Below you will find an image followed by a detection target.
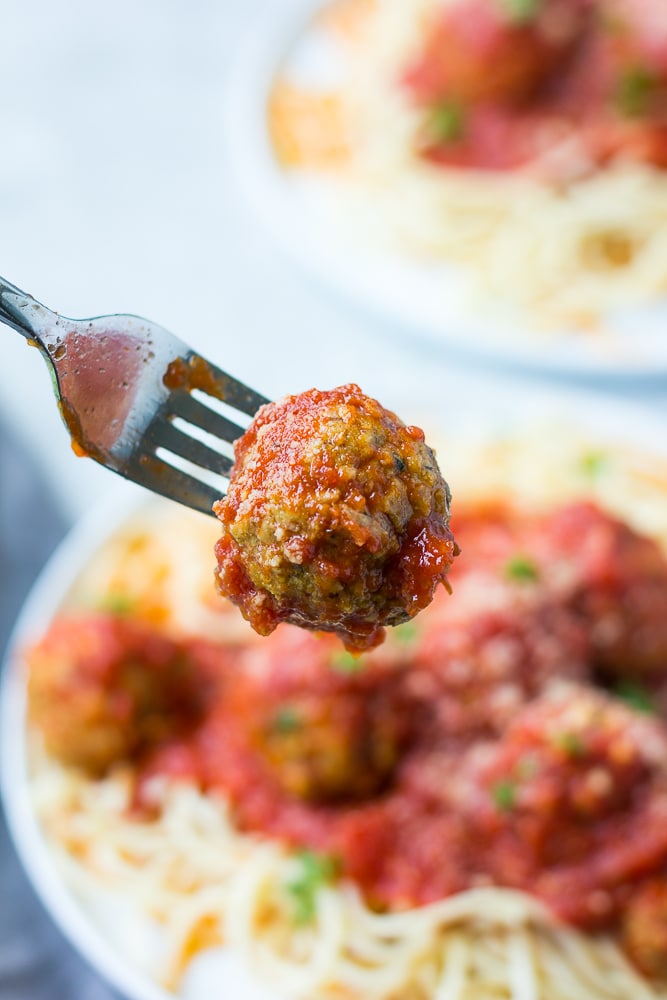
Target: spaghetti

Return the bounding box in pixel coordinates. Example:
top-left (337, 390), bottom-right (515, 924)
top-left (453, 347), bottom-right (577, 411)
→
top-left (269, 0), bottom-right (667, 325)
top-left (32, 758), bottom-right (667, 999)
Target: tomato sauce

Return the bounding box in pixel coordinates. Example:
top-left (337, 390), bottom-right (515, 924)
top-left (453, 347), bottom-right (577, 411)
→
top-left (131, 499), bottom-right (667, 955)
top-left (214, 385), bottom-right (458, 652)
top-left (403, 0), bottom-right (667, 177)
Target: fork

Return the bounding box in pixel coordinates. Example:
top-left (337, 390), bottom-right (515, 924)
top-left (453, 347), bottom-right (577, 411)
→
top-left (0, 277), bottom-right (270, 516)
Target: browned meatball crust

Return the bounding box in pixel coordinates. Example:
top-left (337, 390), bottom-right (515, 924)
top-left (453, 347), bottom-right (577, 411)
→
top-left (214, 385), bottom-right (458, 651)
top-left (223, 627), bottom-right (411, 802)
top-left (27, 612), bottom-right (214, 775)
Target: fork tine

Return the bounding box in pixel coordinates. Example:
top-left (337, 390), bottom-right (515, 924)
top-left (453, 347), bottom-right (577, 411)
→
top-left (169, 391), bottom-right (247, 445)
top-left (146, 421), bottom-right (235, 477)
top-left (188, 352), bottom-right (270, 417)
top-left (124, 453), bottom-right (223, 517)
top-left (0, 277), bottom-right (273, 516)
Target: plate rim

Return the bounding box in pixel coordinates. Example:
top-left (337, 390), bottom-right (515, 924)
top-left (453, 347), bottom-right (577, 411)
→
top-left (0, 482), bottom-right (172, 1000)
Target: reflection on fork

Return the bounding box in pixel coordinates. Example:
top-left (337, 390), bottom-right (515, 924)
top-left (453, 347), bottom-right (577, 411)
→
top-left (0, 277), bottom-right (270, 516)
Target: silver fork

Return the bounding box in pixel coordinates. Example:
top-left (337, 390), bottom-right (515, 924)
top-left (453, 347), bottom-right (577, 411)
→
top-left (0, 277), bottom-right (270, 516)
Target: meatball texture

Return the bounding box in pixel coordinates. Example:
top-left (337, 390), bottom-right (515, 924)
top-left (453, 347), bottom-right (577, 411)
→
top-left (469, 685), bottom-right (667, 927)
top-left (405, 579), bottom-right (590, 742)
top-left (27, 612), bottom-right (215, 775)
top-left (541, 501), bottom-right (667, 679)
top-left (451, 499), bottom-right (667, 680)
top-left (214, 385), bottom-right (458, 652)
top-left (222, 626), bottom-right (411, 802)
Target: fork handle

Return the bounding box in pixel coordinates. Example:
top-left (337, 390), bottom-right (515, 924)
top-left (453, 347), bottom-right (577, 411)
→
top-left (0, 277), bottom-right (56, 342)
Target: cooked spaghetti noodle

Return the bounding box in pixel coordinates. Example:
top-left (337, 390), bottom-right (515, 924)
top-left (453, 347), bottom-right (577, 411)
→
top-left (32, 757), bottom-right (667, 999)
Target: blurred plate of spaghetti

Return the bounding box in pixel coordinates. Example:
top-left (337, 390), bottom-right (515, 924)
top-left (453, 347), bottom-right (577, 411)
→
top-left (226, 0), bottom-right (667, 376)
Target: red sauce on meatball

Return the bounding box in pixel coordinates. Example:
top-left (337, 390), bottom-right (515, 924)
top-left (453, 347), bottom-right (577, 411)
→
top-left (26, 612), bottom-right (221, 775)
top-left (213, 385), bottom-right (458, 652)
top-left (469, 688), bottom-right (667, 927)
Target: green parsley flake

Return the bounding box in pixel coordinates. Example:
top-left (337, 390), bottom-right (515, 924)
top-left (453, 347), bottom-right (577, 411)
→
top-left (505, 555), bottom-right (539, 583)
top-left (286, 851), bottom-right (339, 925)
top-left (271, 706), bottom-right (302, 734)
top-left (580, 451), bottom-right (610, 479)
top-left (392, 621), bottom-right (420, 645)
top-left (492, 779), bottom-right (517, 812)
top-left (516, 754), bottom-right (538, 780)
top-left (98, 592), bottom-right (136, 615)
top-left (426, 102), bottom-right (466, 144)
top-left (616, 67), bottom-right (658, 118)
top-left (552, 731), bottom-right (585, 757)
top-left (501, 0), bottom-right (541, 25)
top-left (330, 650), bottom-right (364, 675)
top-left (614, 680), bottom-right (656, 715)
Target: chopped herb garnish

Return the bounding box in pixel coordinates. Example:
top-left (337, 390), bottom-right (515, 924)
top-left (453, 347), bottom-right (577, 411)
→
top-left (614, 680), bottom-right (656, 715)
top-left (98, 592), bottom-right (136, 615)
top-left (616, 67), bottom-right (658, 118)
top-left (271, 706), bottom-right (302, 734)
top-left (330, 650), bottom-right (364, 674)
top-left (426, 102), bottom-right (466, 144)
top-left (580, 451), bottom-right (609, 479)
top-left (392, 621), bottom-right (420, 645)
top-left (505, 555), bottom-right (539, 583)
top-left (286, 850), bottom-right (340, 925)
top-left (552, 731), bottom-right (585, 757)
top-left (492, 779), bottom-right (517, 812)
top-left (501, 0), bottom-right (541, 25)
top-left (516, 754), bottom-right (539, 780)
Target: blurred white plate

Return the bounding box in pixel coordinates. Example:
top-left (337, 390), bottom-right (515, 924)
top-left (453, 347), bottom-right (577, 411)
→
top-left (2, 384), bottom-right (667, 999)
top-left (224, 0), bottom-right (667, 378)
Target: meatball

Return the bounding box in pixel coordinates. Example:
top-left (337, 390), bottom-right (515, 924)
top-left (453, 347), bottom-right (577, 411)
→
top-left (27, 612), bottom-right (216, 775)
top-left (468, 685), bottom-right (667, 927)
top-left (214, 384), bottom-right (458, 652)
top-left (404, 579), bottom-right (590, 742)
top-left (404, 0), bottom-right (591, 107)
top-left (542, 502), bottom-right (667, 679)
top-left (622, 878), bottom-right (667, 980)
top-left (221, 625), bottom-right (412, 802)
top-left (452, 500), bottom-right (667, 681)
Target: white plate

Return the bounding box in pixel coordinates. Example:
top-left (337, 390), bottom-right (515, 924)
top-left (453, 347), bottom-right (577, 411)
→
top-left (0, 481), bottom-right (277, 1000)
top-left (224, 0), bottom-right (667, 379)
top-left (3, 385), bottom-right (667, 1000)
